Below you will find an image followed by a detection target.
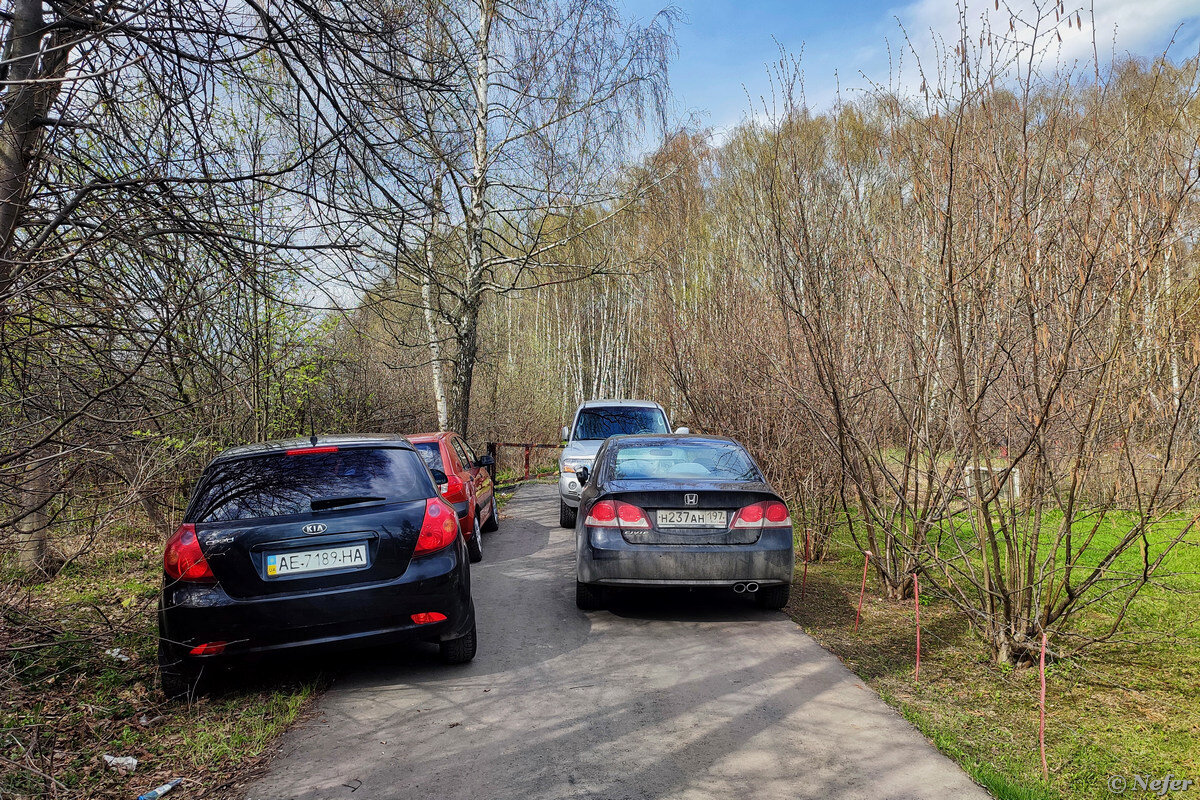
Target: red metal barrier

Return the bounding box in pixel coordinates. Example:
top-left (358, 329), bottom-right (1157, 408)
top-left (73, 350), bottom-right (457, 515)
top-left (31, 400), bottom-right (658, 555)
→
top-left (486, 442), bottom-right (563, 488)
top-left (913, 572), bottom-right (921, 682)
top-left (854, 551), bottom-right (872, 633)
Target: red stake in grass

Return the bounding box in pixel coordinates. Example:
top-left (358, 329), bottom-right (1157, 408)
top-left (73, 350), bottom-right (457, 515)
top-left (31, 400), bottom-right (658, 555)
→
top-left (854, 551), bottom-right (872, 633)
top-left (913, 572), bottom-right (921, 682)
top-left (1039, 630), bottom-right (1049, 781)
top-left (801, 529), bottom-right (812, 600)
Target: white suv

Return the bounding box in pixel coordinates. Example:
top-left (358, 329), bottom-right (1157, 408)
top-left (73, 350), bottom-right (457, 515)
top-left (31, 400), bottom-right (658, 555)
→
top-left (557, 400), bottom-right (687, 527)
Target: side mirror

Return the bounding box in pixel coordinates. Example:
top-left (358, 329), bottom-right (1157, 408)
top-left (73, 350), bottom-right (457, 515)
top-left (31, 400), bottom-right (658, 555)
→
top-left (476, 454), bottom-right (495, 468)
top-left (561, 426), bottom-right (570, 442)
top-left (576, 466), bottom-right (590, 485)
top-left (430, 468), bottom-right (447, 487)
top-left (674, 426), bottom-right (690, 434)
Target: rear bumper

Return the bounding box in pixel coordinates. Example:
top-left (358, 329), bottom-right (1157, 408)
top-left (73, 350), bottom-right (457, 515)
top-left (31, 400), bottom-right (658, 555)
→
top-left (159, 543), bottom-right (472, 665)
top-left (577, 527), bottom-right (795, 586)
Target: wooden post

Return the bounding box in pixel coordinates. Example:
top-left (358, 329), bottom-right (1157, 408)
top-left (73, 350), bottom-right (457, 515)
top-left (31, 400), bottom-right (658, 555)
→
top-left (523, 445), bottom-right (531, 481)
top-left (486, 442), bottom-right (498, 481)
top-left (854, 551), bottom-right (872, 633)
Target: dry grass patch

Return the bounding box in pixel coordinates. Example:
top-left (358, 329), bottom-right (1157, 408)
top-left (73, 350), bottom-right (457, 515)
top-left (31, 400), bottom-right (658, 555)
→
top-left (2, 525), bottom-right (322, 799)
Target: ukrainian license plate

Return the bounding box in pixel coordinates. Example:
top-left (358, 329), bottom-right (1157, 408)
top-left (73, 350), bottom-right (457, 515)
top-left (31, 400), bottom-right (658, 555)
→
top-left (265, 544), bottom-right (368, 577)
top-left (656, 510), bottom-right (727, 528)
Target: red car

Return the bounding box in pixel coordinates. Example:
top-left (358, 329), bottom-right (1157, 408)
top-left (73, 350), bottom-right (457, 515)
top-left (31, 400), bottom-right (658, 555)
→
top-left (407, 432), bottom-right (498, 563)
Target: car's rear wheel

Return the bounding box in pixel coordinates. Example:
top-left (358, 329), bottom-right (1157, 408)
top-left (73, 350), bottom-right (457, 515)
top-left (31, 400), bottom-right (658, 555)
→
top-left (158, 639), bottom-right (199, 700)
top-left (576, 581), bottom-right (604, 610)
top-left (559, 499), bottom-right (577, 528)
top-left (755, 584), bottom-right (791, 610)
top-left (481, 494), bottom-right (499, 532)
top-left (440, 618), bottom-right (478, 664)
top-left (466, 517), bottom-right (483, 563)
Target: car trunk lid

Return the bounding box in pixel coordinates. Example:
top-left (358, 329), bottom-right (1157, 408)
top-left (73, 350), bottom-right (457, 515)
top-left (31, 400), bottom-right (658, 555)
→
top-left (196, 499), bottom-right (426, 598)
top-left (602, 482), bottom-right (780, 545)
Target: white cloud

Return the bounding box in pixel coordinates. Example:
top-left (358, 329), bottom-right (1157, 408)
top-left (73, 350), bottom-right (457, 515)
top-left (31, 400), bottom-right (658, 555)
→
top-left (862, 0), bottom-right (1198, 95)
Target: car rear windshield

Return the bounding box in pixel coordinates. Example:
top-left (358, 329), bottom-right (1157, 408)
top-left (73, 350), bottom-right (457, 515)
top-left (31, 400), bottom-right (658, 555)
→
top-left (189, 447), bottom-right (432, 523)
top-left (573, 407), bottom-right (669, 441)
top-left (612, 442), bottom-right (760, 481)
top-left (413, 441), bottom-right (444, 472)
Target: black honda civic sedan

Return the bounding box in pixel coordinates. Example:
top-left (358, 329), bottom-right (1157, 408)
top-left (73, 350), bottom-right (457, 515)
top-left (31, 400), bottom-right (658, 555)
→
top-left (573, 435), bottom-right (795, 611)
top-left (157, 435), bottom-right (476, 697)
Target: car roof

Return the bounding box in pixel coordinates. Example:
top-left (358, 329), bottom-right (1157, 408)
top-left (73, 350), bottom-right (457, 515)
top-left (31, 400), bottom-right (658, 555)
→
top-left (577, 399), bottom-right (664, 410)
top-left (607, 434), bottom-right (736, 447)
top-left (213, 434), bottom-right (414, 462)
top-left (405, 432), bottom-right (454, 443)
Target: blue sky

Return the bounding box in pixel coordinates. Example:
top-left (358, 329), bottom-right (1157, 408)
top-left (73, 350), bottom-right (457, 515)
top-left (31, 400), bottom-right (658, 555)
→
top-left (621, 0), bottom-right (1200, 137)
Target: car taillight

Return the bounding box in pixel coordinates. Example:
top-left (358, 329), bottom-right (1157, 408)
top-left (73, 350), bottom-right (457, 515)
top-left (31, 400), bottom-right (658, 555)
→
top-left (411, 612), bottom-right (447, 625)
top-left (585, 500), bottom-right (650, 529)
top-left (415, 497), bottom-right (459, 555)
top-left (765, 501), bottom-right (790, 524)
top-left (731, 501), bottom-right (792, 529)
top-left (585, 500), bottom-right (617, 526)
top-left (442, 473), bottom-right (467, 503)
top-left (163, 523), bottom-right (216, 582)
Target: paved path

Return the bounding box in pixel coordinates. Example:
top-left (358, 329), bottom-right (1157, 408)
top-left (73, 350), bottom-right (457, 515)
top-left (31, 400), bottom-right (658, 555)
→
top-left (246, 483), bottom-right (990, 800)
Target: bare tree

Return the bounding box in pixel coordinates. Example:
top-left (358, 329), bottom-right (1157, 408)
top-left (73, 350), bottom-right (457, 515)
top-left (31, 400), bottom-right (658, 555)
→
top-left (757, 10), bottom-right (1200, 662)
top-left (361, 0), bottom-right (675, 434)
top-left (0, 0), bottom-right (445, 573)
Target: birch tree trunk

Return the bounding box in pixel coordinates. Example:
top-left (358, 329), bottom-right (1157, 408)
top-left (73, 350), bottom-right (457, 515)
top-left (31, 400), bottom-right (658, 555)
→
top-left (0, 0), bottom-right (74, 284)
top-left (423, 170), bottom-right (450, 429)
top-left (446, 0), bottom-right (493, 435)
top-left (15, 459), bottom-right (50, 573)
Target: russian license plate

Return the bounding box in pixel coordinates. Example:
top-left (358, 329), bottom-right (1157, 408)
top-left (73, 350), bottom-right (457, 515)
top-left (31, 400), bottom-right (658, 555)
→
top-left (656, 509), bottom-right (727, 528)
top-left (265, 544), bottom-right (368, 577)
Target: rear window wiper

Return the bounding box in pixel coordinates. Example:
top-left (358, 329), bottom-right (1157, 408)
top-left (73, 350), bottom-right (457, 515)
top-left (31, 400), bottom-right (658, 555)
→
top-left (310, 495), bottom-right (388, 511)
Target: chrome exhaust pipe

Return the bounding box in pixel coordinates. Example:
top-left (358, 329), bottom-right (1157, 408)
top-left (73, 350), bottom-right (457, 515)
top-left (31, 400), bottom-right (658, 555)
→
top-left (733, 582), bottom-right (747, 593)
top-left (745, 582), bottom-right (760, 593)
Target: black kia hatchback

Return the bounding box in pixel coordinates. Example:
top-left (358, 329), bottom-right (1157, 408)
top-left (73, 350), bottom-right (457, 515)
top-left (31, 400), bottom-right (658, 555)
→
top-left (157, 435), bottom-right (476, 697)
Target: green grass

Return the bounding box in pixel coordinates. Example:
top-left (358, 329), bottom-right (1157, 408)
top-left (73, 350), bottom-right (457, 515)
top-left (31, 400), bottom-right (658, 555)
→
top-left (788, 511), bottom-right (1200, 800)
top-left (2, 535), bottom-right (319, 799)
top-left (878, 687), bottom-right (1060, 800)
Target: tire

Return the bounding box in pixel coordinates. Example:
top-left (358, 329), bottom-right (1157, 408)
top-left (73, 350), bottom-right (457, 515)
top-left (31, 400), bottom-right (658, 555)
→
top-left (755, 584), bottom-right (791, 610)
top-left (576, 581), bottom-right (604, 610)
top-left (158, 639), bottom-right (199, 700)
top-left (559, 499), bottom-right (577, 528)
top-left (466, 517), bottom-right (483, 563)
top-left (481, 494), bottom-right (499, 532)
top-left (440, 617), bottom-right (478, 664)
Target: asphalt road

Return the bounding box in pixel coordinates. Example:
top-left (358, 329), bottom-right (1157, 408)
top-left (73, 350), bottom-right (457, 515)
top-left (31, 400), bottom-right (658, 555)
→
top-left (245, 483), bottom-right (990, 800)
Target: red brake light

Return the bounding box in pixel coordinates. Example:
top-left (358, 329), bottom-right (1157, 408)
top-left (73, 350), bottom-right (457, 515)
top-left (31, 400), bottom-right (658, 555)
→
top-left (617, 502), bottom-right (651, 529)
top-left (189, 641), bottom-right (227, 656)
top-left (286, 446), bottom-right (339, 456)
top-left (765, 501), bottom-right (790, 523)
top-left (585, 500), bottom-right (618, 526)
top-left (411, 612), bottom-right (447, 625)
top-left (740, 504), bottom-right (764, 523)
top-left (732, 501), bottom-right (791, 529)
top-left (164, 523), bottom-right (216, 582)
top-left (585, 500), bottom-right (650, 529)
top-left (415, 498), bottom-right (459, 555)
top-left (443, 473), bottom-right (467, 503)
